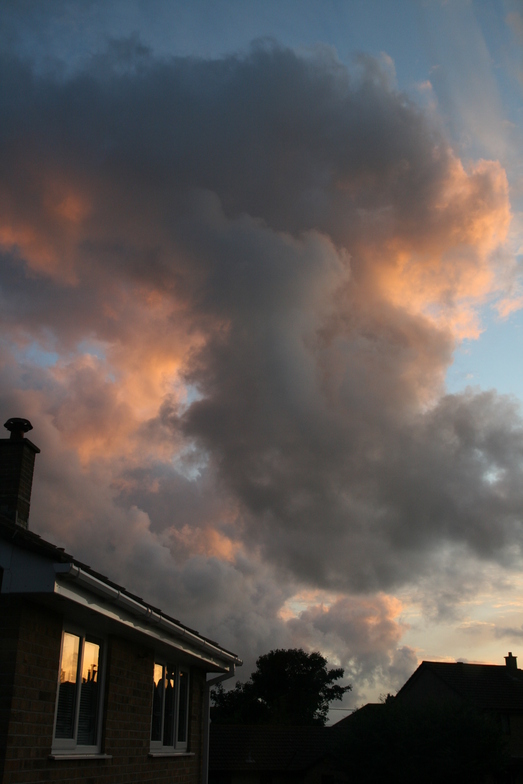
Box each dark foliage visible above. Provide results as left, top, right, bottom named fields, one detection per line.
left=334, top=698, right=509, bottom=784
left=211, top=648, right=350, bottom=725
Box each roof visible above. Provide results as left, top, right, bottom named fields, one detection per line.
left=397, top=660, right=523, bottom=713
left=0, top=514, right=241, bottom=671
left=330, top=702, right=384, bottom=733
left=209, top=725, right=331, bottom=772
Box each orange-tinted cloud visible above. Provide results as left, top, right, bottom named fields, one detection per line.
left=168, top=524, right=243, bottom=562
left=285, top=593, right=417, bottom=692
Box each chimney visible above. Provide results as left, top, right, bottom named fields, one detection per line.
left=505, top=652, right=518, bottom=670
left=0, top=418, right=40, bottom=530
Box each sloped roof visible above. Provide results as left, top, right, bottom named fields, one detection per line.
left=397, top=661, right=523, bottom=713
left=210, top=724, right=331, bottom=772
left=0, top=513, right=74, bottom=564
left=330, top=702, right=384, bottom=733
left=0, top=513, right=240, bottom=665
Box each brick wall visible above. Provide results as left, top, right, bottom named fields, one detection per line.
left=0, top=596, right=61, bottom=783
left=0, top=598, right=207, bottom=784
left=0, top=595, right=22, bottom=776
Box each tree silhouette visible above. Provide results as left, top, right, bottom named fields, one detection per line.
left=211, top=648, right=350, bottom=725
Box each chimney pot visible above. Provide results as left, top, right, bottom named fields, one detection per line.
left=4, top=417, right=33, bottom=439
left=505, top=652, right=518, bottom=670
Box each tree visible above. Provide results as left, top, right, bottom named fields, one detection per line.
left=211, top=648, right=351, bottom=725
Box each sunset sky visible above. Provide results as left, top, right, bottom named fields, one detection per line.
left=2, top=0, right=523, bottom=713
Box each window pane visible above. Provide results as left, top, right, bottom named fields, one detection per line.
left=55, top=632, right=80, bottom=739
left=151, top=663, right=164, bottom=742
left=163, top=665, right=176, bottom=747
left=177, top=670, right=189, bottom=744
left=77, top=639, right=101, bottom=746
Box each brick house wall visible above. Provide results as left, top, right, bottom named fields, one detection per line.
left=0, top=596, right=206, bottom=784
left=0, top=595, right=23, bottom=777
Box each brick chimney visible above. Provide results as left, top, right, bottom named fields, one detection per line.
left=0, top=418, right=40, bottom=530
left=505, top=652, right=518, bottom=670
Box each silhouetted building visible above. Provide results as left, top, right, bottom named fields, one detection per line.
left=396, top=656, right=523, bottom=782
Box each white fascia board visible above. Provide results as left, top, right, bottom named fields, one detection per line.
left=53, top=577, right=229, bottom=670
left=0, top=538, right=241, bottom=672
left=53, top=565, right=240, bottom=671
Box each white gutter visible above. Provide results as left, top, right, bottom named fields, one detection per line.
left=202, top=665, right=237, bottom=784
left=54, top=562, right=242, bottom=668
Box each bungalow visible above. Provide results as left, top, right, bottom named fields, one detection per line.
left=0, top=417, right=241, bottom=784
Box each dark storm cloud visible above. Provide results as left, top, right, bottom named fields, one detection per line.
left=0, top=36, right=517, bottom=674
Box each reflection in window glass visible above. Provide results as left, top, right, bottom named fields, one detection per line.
left=163, top=666, right=176, bottom=747
left=151, top=663, right=164, bottom=742
left=54, top=630, right=103, bottom=751
left=55, top=632, right=80, bottom=739
left=151, top=662, right=190, bottom=750
left=77, top=640, right=101, bottom=745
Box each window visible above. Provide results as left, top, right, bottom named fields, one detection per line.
left=151, top=662, right=190, bottom=752
left=53, top=628, right=104, bottom=754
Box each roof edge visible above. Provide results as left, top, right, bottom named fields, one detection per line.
left=55, top=562, right=242, bottom=667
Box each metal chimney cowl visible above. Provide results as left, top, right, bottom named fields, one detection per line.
left=0, top=418, right=40, bottom=530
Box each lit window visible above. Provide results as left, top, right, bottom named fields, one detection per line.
left=151, top=662, right=190, bottom=752
left=53, top=629, right=103, bottom=753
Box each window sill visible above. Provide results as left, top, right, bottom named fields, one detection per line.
left=49, top=753, right=112, bottom=761
left=148, top=751, right=195, bottom=758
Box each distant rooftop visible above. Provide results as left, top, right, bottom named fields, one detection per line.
left=398, top=660, right=523, bottom=713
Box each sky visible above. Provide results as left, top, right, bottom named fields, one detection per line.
left=1, top=0, right=523, bottom=715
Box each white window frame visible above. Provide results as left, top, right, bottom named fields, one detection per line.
left=52, top=625, right=105, bottom=755
left=150, top=661, right=190, bottom=753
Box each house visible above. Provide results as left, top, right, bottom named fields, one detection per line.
left=209, top=723, right=346, bottom=784
left=0, top=417, right=242, bottom=784
left=327, top=661, right=523, bottom=783
left=395, top=655, right=523, bottom=782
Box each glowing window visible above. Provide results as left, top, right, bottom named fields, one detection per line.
left=53, top=629, right=103, bottom=754
left=151, top=662, right=190, bottom=752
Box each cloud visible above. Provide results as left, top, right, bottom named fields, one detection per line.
left=285, top=592, right=417, bottom=695
left=495, top=626, right=523, bottom=640
left=0, top=39, right=519, bottom=687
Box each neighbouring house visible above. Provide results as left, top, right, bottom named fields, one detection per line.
left=0, top=417, right=242, bottom=784
left=395, top=655, right=523, bottom=782
left=329, top=701, right=384, bottom=735
left=209, top=724, right=346, bottom=784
